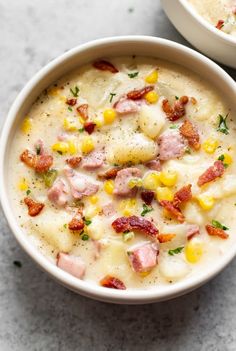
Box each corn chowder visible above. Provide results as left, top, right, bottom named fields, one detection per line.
left=188, top=0, right=236, bottom=37
left=8, top=56, right=236, bottom=290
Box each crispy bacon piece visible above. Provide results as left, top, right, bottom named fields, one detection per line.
left=197, top=161, right=225, bottom=187
left=66, top=156, right=82, bottom=168
left=100, top=275, right=126, bottom=290
left=35, top=155, right=53, bottom=173
left=216, top=20, right=224, bottom=30
left=112, top=215, right=158, bottom=238
left=77, top=104, right=89, bottom=120
left=205, top=225, right=228, bottom=239
left=84, top=121, right=96, bottom=134
left=158, top=234, right=176, bottom=243
left=179, top=120, right=200, bottom=150
left=98, top=167, right=122, bottom=180
left=93, top=60, right=118, bottom=73
left=24, top=197, right=44, bottom=217
left=159, top=200, right=185, bottom=223
left=162, top=96, right=189, bottom=121
left=68, top=211, right=85, bottom=231
left=141, top=190, right=155, bottom=205
left=66, top=98, right=77, bottom=106
left=20, top=149, right=36, bottom=168
left=173, top=184, right=192, bottom=208
left=127, top=86, right=154, bottom=100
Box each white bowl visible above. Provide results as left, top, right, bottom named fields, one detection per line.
left=161, top=0, right=236, bottom=68
left=1, top=36, right=236, bottom=304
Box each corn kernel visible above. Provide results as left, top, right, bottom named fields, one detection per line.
left=156, top=187, right=174, bottom=201
left=63, top=118, right=77, bottom=131
left=18, top=178, right=28, bottom=191
left=220, top=153, right=233, bottom=165
left=185, top=238, right=203, bottom=263
left=142, top=172, right=160, bottom=190
left=197, top=194, right=215, bottom=210
left=21, top=117, right=32, bottom=134
left=159, top=170, right=178, bottom=187
left=89, top=195, right=99, bottom=204
left=59, top=95, right=67, bottom=103
left=104, top=180, right=115, bottom=195
left=52, top=142, right=69, bottom=154
left=145, top=70, right=158, bottom=84
left=202, top=138, right=219, bottom=154
left=139, top=271, right=151, bottom=277
left=128, top=178, right=143, bottom=189
left=93, top=116, right=104, bottom=128
left=78, top=117, right=85, bottom=125
left=68, top=140, right=77, bottom=155
left=103, top=109, right=116, bottom=124
left=81, top=137, right=94, bottom=154
left=144, top=91, right=159, bottom=104
left=119, top=199, right=136, bottom=216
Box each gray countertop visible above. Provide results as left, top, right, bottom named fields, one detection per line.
left=0, top=1, right=236, bottom=350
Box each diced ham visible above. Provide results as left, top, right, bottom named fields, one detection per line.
left=197, top=161, right=225, bottom=187
left=159, top=200, right=185, bottom=223
left=158, top=234, right=176, bottom=243
left=100, top=275, right=126, bottom=290
left=57, top=253, right=86, bottom=279
left=77, top=104, right=89, bottom=120
left=162, top=96, right=189, bottom=121
left=187, top=224, right=200, bottom=240
left=114, top=98, right=139, bottom=114
left=98, top=167, right=122, bottom=180
left=112, top=215, right=159, bottom=238
left=48, top=178, right=69, bottom=207
left=158, top=131, right=186, bottom=161
left=24, top=197, right=44, bottom=217
left=93, top=60, right=118, bottom=73
left=102, top=202, right=116, bottom=217
left=145, top=159, right=162, bottom=171
left=114, top=167, right=142, bottom=197
left=141, top=190, right=155, bottom=205
left=205, top=224, right=228, bottom=239
left=173, top=184, right=192, bottom=208
left=127, top=242, right=159, bottom=273
left=179, top=120, right=200, bottom=150
left=82, top=150, right=105, bottom=170
left=66, top=156, right=82, bottom=168
left=68, top=211, right=84, bottom=231
left=64, top=167, right=99, bottom=199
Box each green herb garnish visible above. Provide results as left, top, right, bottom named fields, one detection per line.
left=217, top=114, right=229, bottom=135
left=78, top=127, right=84, bottom=133
left=175, top=96, right=179, bottom=100
left=141, top=204, right=153, bottom=217
left=63, top=224, right=67, bottom=229
left=185, top=147, right=191, bottom=154
left=128, top=72, right=139, bottom=78
left=26, top=189, right=31, bottom=196
left=84, top=218, right=92, bottom=226
left=70, top=86, right=79, bottom=97
left=68, top=106, right=73, bottom=112
left=13, top=260, right=22, bottom=268
left=218, top=154, right=229, bottom=168
left=212, top=220, right=229, bottom=231
left=168, top=247, right=184, bottom=256
left=109, top=93, right=116, bottom=103
left=81, top=234, right=89, bottom=241
left=43, top=169, right=58, bottom=187
left=170, top=124, right=178, bottom=129
left=36, top=146, right=41, bottom=155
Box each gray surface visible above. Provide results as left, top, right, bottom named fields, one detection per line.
left=0, top=1, right=236, bottom=350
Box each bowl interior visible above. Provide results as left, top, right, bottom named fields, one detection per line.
left=1, top=36, right=236, bottom=304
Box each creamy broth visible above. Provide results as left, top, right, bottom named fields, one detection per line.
left=188, top=0, right=236, bottom=37
left=8, top=56, right=236, bottom=290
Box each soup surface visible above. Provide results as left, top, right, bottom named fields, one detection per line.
left=188, top=0, right=236, bottom=37
left=8, top=56, right=236, bottom=290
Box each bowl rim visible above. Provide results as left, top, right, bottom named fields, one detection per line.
left=1, top=35, right=236, bottom=304
left=179, top=0, right=236, bottom=45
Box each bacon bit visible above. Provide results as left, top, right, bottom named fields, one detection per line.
left=158, top=233, right=176, bottom=243
left=97, top=167, right=122, bottom=180
left=197, top=160, right=225, bottom=187
left=66, top=156, right=82, bottom=168
left=20, top=149, right=36, bottom=168
left=179, top=120, right=200, bottom=150
left=173, top=184, right=192, bottom=208
left=127, top=86, right=154, bottom=100
left=68, top=211, right=84, bottom=231
left=35, top=155, right=53, bottom=173
left=84, top=121, right=96, bottom=134
left=112, top=215, right=159, bottom=238
left=216, top=20, right=224, bottom=30
left=24, top=197, right=44, bottom=217
left=76, top=104, right=89, bottom=120
left=162, top=96, right=189, bottom=121
left=190, top=97, right=197, bottom=105
left=159, top=200, right=185, bottom=223
left=141, top=190, right=155, bottom=205
left=66, top=98, right=77, bottom=106
left=205, top=224, right=228, bottom=239
left=100, top=275, right=126, bottom=290
left=187, top=224, right=200, bottom=240
left=93, top=60, right=119, bottom=73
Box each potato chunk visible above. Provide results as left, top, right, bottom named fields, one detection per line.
left=139, top=103, right=166, bottom=139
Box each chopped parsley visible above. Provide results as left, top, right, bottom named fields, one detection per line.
left=128, top=72, right=139, bottom=78
left=35, top=146, right=41, bottom=155
left=141, top=204, right=153, bottom=217
left=70, top=86, right=79, bottom=97
left=81, top=234, right=89, bottom=241
left=78, top=127, right=84, bottom=133
left=109, top=93, right=116, bottom=103
left=123, top=230, right=131, bottom=234
left=175, top=96, right=179, bottom=100
left=217, top=114, right=229, bottom=135
left=185, top=147, right=191, bottom=154
left=13, top=260, right=22, bottom=268
left=26, top=189, right=31, bottom=196
left=68, top=106, right=73, bottom=112
left=212, top=220, right=229, bottom=231
left=63, top=224, right=67, bottom=229
left=84, top=218, right=92, bottom=226
left=218, top=154, right=229, bottom=168
left=168, top=247, right=184, bottom=256
left=170, top=124, right=179, bottom=129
